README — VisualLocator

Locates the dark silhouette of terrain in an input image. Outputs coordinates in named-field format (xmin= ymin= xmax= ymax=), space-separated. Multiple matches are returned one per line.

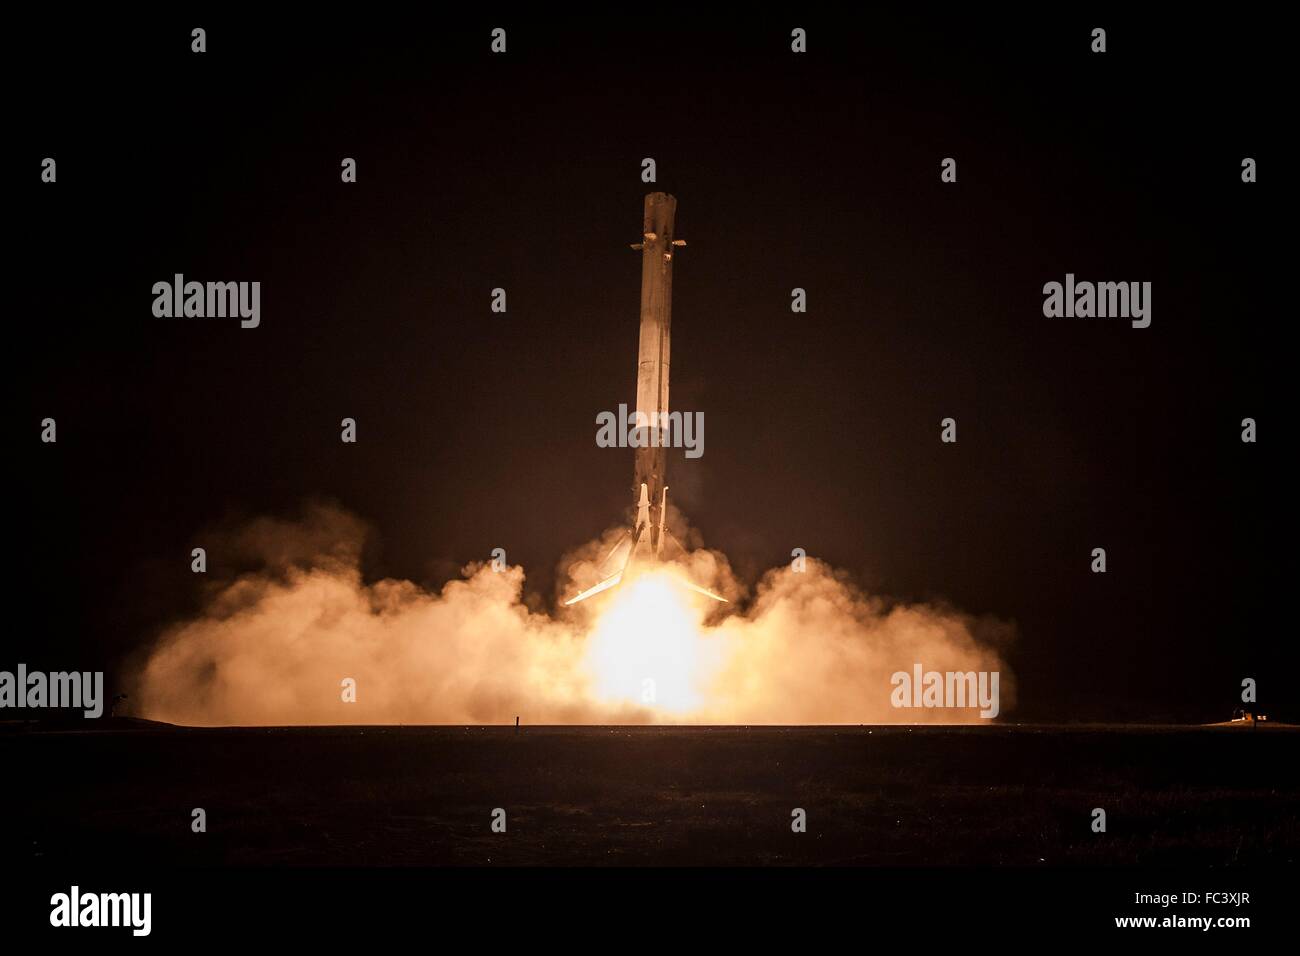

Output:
xmin=4 ymin=724 xmax=1295 ymax=866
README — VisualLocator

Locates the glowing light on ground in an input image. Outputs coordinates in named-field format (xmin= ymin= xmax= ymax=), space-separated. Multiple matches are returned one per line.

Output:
xmin=583 ymin=569 xmax=718 ymax=714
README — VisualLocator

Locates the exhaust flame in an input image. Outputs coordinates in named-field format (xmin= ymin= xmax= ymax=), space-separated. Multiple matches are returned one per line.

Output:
xmin=584 ymin=569 xmax=722 ymax=712
xmin=134 ymin=501 xmax=1013 ymax=725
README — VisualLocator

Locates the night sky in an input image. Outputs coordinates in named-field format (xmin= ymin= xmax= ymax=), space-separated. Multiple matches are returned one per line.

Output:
xmin=13 ymin=11 xmax=1283 ymax=721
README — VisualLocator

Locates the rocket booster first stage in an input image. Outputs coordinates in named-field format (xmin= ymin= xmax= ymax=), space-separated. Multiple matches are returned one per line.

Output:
xmin=632 ymin=192 xmax=679 ymax=559
xmin=564 ymin=193 xmax=724 ymax=607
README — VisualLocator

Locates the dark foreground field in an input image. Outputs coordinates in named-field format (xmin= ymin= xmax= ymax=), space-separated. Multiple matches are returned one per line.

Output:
xmin=2 ymin=724 xmax=1296 ymax=866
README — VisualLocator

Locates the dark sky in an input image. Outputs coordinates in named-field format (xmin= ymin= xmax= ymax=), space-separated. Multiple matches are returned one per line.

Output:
xmin=13 ymin=11 xmax=1284 ymax=721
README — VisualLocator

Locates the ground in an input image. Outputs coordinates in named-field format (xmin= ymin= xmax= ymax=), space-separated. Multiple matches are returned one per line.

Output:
xmin=3 ymin=723 xmax=1296 ymax=866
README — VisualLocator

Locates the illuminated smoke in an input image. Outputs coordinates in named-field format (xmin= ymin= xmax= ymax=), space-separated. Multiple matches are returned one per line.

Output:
xmin=135 ymin=501 xmax=1013 ymax=725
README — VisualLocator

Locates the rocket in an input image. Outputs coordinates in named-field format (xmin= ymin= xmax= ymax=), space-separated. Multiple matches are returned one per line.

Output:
xmin=565 ymin=193 xmax=726 ymax=606
xmin=631 ymin=191 xmax=678 ymax=562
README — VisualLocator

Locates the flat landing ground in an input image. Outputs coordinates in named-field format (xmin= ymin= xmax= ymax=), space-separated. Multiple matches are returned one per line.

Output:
xmin=3 ymin=724 xmax=1295 ymax=866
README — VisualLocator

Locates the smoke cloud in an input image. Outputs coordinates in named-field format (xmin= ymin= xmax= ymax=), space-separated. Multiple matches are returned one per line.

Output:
xmin=135 ymin=501 xmax=1013 ymax=725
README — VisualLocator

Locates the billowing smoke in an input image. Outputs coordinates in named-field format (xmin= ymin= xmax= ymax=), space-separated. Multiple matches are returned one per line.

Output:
xmin=135 ymin=501 xmax=1013 ymax=725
